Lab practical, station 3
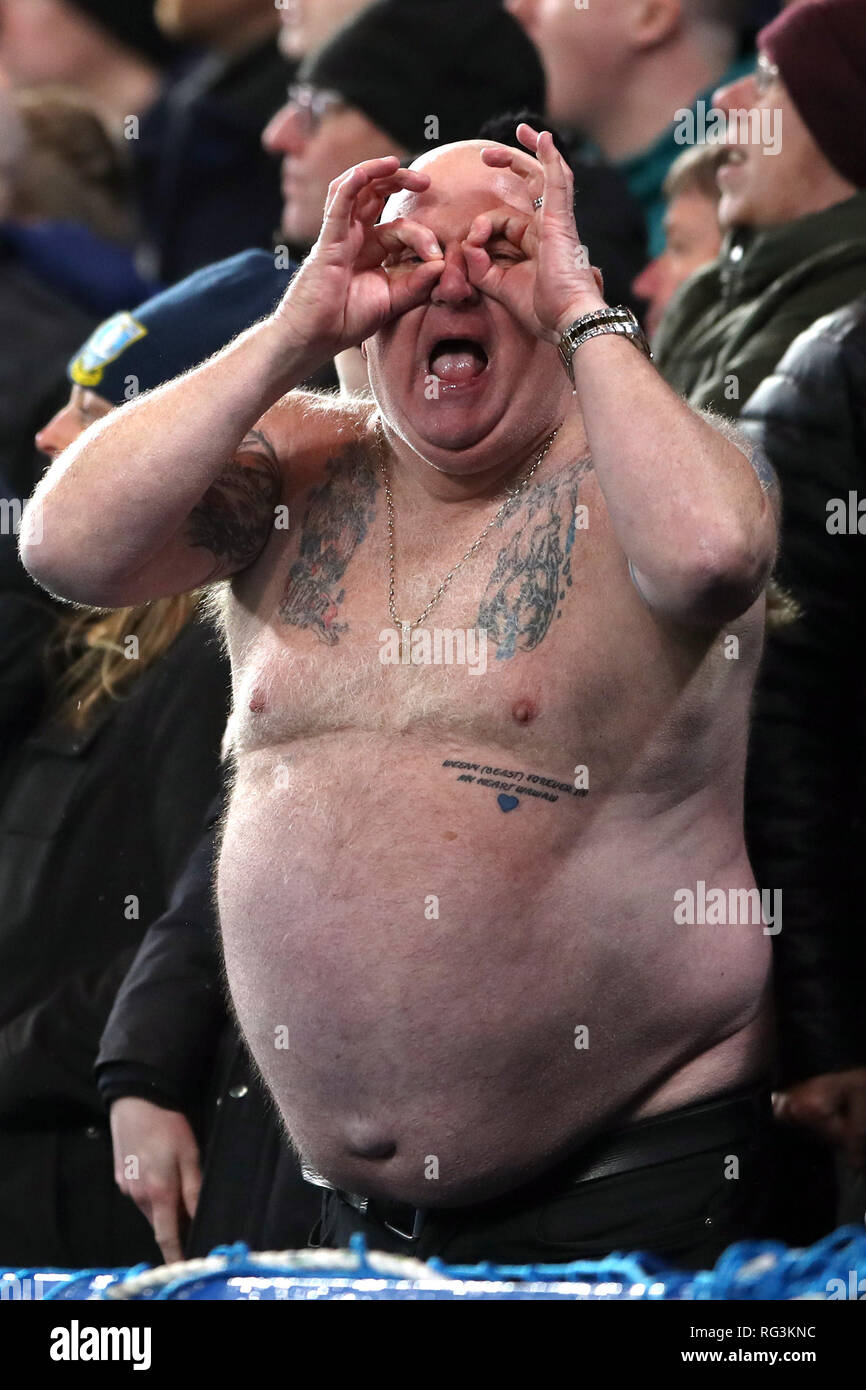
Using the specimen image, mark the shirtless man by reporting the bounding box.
[22,125,779,1268]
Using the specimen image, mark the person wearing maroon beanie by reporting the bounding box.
[654,0,866,416]
[760,0,866,192]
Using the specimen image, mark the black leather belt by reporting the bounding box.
[303,1083,771,1244]
[302,1162,426,1241]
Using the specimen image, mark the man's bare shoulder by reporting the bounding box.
[199,391,378,653]
[254,389,378,481]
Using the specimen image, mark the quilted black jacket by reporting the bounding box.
[741,296,866,1085]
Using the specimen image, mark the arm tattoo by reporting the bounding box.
[749,443,775,492]
[699,409,781,516]
[184,431,282,578]
[278,442,378,645]
[477,456,593,660]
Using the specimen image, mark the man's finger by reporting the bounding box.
[321,158,411,240]
[479,145,544,201]
[465,207,535,252]
[323,159,391,220]
[377,217,443,261]
[515,121,541,154]
[462,240,495,288]
[357,168,431,221]
[387,259,445,319]
[180,1160,202,1222]
[326,162,429,219]
[151,1197,183,1267]
[536,129,575,223]
[788,1094,848,1146]
[355,217,442,275]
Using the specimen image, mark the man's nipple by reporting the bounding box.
[512,698,538,725]
[249,688,267,714]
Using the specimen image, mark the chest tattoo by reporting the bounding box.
[278,444,377,644]
[185,430,281,577]
[477,456,593,660]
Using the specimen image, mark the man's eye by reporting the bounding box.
[489,246,522,262]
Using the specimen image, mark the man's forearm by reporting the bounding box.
[22,316,323,602]
[568,326,777,622]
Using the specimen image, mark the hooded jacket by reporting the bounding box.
[654,190,866,416]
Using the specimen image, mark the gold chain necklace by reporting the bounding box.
[375,421,560,634]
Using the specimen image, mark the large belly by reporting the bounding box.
[218,737,770,1205]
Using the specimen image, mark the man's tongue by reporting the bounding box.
[430,339,487,384]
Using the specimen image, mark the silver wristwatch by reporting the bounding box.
[558,306,653,385]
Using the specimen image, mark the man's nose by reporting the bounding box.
[262,103,306,156]
[431,247,479,306]
[632,258,663,306]
[34,424,59,458]
[713,73,757,114]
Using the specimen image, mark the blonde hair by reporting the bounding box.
[46,593,199,732]
[10,86,133,243]
[663,143,723,204]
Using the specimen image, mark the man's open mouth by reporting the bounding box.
[428,338,490,385]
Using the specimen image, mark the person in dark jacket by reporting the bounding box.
[134,0,291,284]
[97,795,321,1262]
[0,599,228,1268]
[739,295,866,1238]
[654,0,866,417]
[50,250,323,1265]
[0,283,243,1267]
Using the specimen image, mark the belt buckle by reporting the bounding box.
[300,1161,337,1192]
[380,1205,425,1242]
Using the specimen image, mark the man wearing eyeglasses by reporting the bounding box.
[653,0,866,416]
[262,0,545,255]
[264,81,410,253]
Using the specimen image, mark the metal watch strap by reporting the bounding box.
[558,306,653,384]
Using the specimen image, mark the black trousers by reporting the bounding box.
[311,1082,773,1271]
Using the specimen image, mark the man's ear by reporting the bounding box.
[361,341,368,361]
[629,0,681,50]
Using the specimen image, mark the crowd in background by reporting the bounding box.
[0,0,864,1270]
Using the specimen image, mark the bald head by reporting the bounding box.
[384,139,539,225]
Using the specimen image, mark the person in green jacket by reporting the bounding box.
[654,0,866,418]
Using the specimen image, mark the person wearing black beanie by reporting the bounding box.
[265,0,546,248]
[301,0,546,155]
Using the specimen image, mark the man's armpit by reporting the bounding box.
[184,431,282,580]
